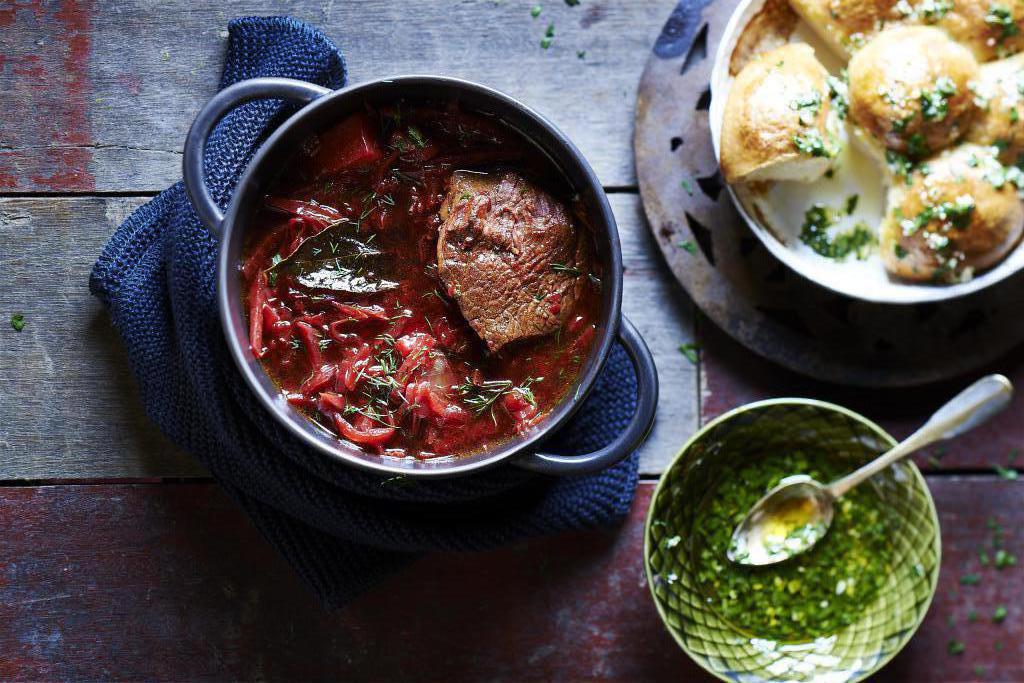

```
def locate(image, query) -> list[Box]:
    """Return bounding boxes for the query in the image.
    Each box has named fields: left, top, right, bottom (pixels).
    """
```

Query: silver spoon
left=727, top=374, right=1014, bottom=567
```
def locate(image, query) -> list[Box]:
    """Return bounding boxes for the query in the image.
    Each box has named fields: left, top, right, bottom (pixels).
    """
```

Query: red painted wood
left=700, top=320, right=1024, bottom=472
left=0, top=0, right=94, bottom=190
left=0, top=480, right=1019, bottom=681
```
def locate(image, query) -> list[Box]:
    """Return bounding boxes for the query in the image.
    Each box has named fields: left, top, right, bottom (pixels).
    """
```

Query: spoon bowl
left=727, top=475, right=833, bottom=566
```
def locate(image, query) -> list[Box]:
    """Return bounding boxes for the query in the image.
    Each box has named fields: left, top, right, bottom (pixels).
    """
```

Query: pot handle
left=515, top=315, right=659, bottom=476
left=182, top=77, right=332, bottom=238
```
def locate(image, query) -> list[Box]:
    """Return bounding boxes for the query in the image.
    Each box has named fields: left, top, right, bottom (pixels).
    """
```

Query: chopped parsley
left=959, top=573, right=981, bottom=585
left=995, top=464, right=1019, bottom=480
left=679, top=240, right=698, bottom=254
left=678, top=342, right=700, bottom=364
left=791, top=89, right=822, bottom=126
left=576, top=49, right=586, bottom=59
left=886, top=150, right=915, bottom=183
left=947, top=640, right=966, bottom=656
left=918, top=0, right=954, bottom=22
left=900, top=195, right=975, bottom=236
left=907, top=132, right=929, bottom=158
left=845, top=194, right=859, bottom=215
left=986, top=3, right=1020, bottom=41
left=800, top=204, right=876, bottom=260
left=681, top=178, right=693, bottom=196
left=10, top=313, right=24, bottom=332
left=920, top=76, right=957, bottom=121
left=993, top=605, right=1008, bottom=622
left=541, top=22, right=555, bottom=49
left=826, top=74, right=849, bottom=120
left=792, top=129, right=835, bottom=158
left=531, top=4, right=542, bottom=17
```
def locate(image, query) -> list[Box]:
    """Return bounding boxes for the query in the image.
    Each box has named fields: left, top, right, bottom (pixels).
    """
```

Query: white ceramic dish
left=710, top=0, right=1024, bottom=304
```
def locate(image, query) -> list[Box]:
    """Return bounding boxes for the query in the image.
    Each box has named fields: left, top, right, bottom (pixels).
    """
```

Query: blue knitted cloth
left=89, top=16, right=640, bottom=607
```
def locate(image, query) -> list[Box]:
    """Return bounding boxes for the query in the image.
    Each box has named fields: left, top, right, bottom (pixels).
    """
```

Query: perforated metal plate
left=635, top=0, right=1024, bottom=387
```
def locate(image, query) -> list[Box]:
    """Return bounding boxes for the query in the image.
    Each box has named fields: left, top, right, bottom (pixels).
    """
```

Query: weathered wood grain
left=700, top=320, right=1024, bottom=472
left=0, top=479, right=1018, bottom=682
left=0, top=194, right=696, bottom=479
left=0, top=0, right=672, bottom=193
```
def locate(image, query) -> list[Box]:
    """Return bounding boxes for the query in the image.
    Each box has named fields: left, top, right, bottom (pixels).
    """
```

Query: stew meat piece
left=437, top=170, right=592, bottom=352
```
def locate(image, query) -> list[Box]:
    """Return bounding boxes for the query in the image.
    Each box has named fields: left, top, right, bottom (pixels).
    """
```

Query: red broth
left=241, top=100, right=602, bottom=459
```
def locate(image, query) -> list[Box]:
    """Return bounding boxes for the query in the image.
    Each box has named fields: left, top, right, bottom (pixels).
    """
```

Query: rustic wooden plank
left=700, top=320, right=1024, bottom=472
left=0, top=479, right=1018, bottom=681
left=0, top=0, right=671, bottom=193
left=0, top=193, right=695, bottom=479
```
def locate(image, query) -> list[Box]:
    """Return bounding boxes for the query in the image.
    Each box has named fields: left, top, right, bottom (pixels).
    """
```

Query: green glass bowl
left=644, top=399, right=940, bottom=683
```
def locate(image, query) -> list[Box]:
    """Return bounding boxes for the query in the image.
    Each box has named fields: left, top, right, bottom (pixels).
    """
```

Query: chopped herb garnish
left=827, top=74, right=849, bottom=120
left=576, top=50, right=586, bottom=59
left=918, top=0, right=953, bottom=21
left=907, top=132, right=929, bottom=158
left=531, top=4, right=542, bottom=17
left=993, top=605, right=1008, bottom=622
left=679, top=240, right=697, bottom=254
left=681, top=178, right=693, bottom=196
left=947, top=640, right=966, bottom=656
left=994, top=548, right=1017, bottom=568
left=790, top=89, right=822, bottom=126
left=800, top=204, right=876, bottom=260
left=845, top=194, right=859, bottom=215
left=960, top=573, right=981, bottom=585
left=886, top=150, right=915, bottom=183
left=458, top=377, right=540, bottom=421
left=995, top=464, right=1019, bottom=480
left=10, top=313, right=24, bottom=332
left=565, top=0, right=580, bottom=5
left=894, top=243, right=908, bottom=259
left=678, top=342, right=700, bottom=364
left=986, top=3, right=1019, bottom=41
left=407, top=126, right=427, bottom=148
left=792, top=129, right=835, bottom=158
left=551, top=263, right=582, bottom=276
left=541, top=22, right=555, bottom=49
left=920, top=76, right=957, bottom=121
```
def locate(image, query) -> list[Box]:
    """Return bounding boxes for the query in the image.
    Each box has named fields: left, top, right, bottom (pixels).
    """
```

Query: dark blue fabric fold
left=89, top=15, right=639, bottom=607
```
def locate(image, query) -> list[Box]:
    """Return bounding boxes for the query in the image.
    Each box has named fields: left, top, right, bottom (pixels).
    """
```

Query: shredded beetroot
left=294, top=321, right=323, bottom=369
left=239, top=101, right=603, bottom=460
left=332, top=413, right=396, bottom=447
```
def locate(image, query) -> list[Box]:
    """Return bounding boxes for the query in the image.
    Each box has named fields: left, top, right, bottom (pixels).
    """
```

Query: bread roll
left=966, top=52, right=1024, bottom=164
left=881, top=144, right=1024, bottom=281
left=720, top=44, right=842, bottom=184
left=848, top=27, right=979, bottom=157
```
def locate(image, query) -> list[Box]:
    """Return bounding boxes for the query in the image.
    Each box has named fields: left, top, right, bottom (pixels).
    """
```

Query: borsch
left=241, top=100, right=602, bottom=460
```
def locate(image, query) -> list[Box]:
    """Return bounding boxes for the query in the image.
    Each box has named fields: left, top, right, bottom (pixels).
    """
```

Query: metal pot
left=183, top=75, right=658, bottom=478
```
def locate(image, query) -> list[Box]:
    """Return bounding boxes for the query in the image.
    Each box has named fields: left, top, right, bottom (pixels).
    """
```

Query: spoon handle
left=827, top=374, right=1014, bottom=499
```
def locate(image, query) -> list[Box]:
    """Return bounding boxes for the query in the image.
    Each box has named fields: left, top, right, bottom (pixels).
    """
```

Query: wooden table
left=0, top=2, right=1020, bottom=680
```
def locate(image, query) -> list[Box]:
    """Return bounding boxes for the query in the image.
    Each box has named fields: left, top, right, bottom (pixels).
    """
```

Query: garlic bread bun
left=881, top=144, right=1024, bottom=281
left=787, top=0, right=905, bottom=56
left=848, top=26, right=979, bottom=157
left=720, top=44, right=841, bottom=184
left=966, top=52, right=1024, bottom=164
left=933, top=0, right=1024, bottom=62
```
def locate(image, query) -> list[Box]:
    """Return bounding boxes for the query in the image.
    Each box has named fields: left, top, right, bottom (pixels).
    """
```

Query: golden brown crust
left=848, top=27, right=979, bottom=157
left=966, top=53, right=1024, bottom=164
left=720, top=44, right=836, bottom=184
left=881, top=144, right=1024, bottom=280
left=788, top=0, right=906, bottom=56
left=730, top=0, right=800, bottom=76
left=934, top=0, right=1024, bottom=62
